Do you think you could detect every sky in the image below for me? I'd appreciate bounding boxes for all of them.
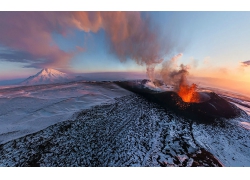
[0,11,250,83]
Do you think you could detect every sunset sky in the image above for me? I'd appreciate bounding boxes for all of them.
[0,11,250,83]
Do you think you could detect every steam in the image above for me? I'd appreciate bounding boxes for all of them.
[146,59,164,81]
[160,53,185,89]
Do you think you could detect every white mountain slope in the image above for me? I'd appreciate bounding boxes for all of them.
[21,68,71,85]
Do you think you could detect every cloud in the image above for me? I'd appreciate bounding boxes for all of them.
[0,12,79,68]
[100,12,170,66]
[241,60,250,67]
[0,49,34,63]
[0,12,179,70]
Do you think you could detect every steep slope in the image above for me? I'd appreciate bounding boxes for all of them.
[21,68,70,85]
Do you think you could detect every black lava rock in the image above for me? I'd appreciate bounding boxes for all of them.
[115,81,243,122]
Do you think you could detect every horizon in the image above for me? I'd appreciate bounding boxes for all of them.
[1,67,250,98]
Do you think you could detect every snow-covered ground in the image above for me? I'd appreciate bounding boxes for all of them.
[0,81,132,144]
[0,80,249,166]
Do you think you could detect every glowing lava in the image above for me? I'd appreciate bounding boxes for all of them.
[178,83,200,103]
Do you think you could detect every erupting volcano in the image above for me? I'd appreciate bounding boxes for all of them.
[178,83,200,103]
[115,79,243,122]
[176,69,200,103]
[158,55,202,103]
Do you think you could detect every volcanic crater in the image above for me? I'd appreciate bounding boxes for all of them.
[115,80,244,122]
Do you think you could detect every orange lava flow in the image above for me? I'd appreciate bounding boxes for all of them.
[178,83,200,103]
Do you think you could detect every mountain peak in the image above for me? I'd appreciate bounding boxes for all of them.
[42,68,52,72]
[21,68,70,86]
[39,68,66,76]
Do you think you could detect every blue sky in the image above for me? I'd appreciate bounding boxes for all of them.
[0,12,250,82]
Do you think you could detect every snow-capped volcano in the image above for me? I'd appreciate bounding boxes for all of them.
[21,68,71,86]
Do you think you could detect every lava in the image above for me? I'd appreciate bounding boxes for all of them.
[178,83,200,103]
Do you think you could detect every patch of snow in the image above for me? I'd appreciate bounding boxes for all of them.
[186,158,194,167]
[208,103,217,110]
[239,122,250,130]
[144,81,174,92]
[177,155,188,164]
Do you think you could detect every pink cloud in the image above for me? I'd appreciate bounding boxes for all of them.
[0,12,175,70]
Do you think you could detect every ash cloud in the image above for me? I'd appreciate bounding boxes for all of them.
[160,53,185,88]
[168,63,190,92]
[160,53,195,92]
[159,53,201,103]
[0,12,179,71]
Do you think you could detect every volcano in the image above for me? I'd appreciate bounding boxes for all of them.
[21,68,71,86]
[115,80,243,122]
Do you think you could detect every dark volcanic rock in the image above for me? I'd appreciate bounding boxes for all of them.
[151,91,241,121]
[115,81,243,121]
[141,79,150,85]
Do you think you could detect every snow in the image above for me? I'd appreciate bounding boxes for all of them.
[0,81,132,144]
[239,122,250,130]
[21,68,71,86]
[144,81,174,92]
[192,116,250,167]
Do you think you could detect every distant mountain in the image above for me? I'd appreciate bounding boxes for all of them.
[21,68,71,86]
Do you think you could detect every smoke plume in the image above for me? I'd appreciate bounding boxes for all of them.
[160,53,200,103]
[160,53,184,88]
[0,12,172,72]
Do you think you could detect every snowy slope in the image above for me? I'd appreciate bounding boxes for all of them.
[21,68,71,86]
[0,81,132,144]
